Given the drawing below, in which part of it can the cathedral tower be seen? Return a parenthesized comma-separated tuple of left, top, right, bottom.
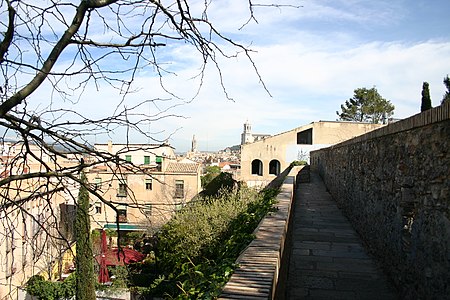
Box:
(191, 134, 198, 153)
(241, 120, 254, 144)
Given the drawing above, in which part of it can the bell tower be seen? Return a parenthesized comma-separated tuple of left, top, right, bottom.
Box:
(191, 135, 198, 153)
(241, 120, 253, 144)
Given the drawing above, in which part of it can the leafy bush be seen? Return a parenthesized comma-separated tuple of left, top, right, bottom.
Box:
(148, 186, 279, 299)
(201, 165, 221, 188)
(200, 172, 238, 197)
(26, 273, 76, 300)
(110, 266, 129, 288)
(27, 187, 280, 300)
(291, 160, 308, 166)
(158, 187, 259, 269)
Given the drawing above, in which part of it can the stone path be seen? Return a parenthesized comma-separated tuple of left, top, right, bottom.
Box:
(286, 172, 398, 300)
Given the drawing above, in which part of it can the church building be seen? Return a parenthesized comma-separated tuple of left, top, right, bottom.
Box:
(241, 120, 271, 145)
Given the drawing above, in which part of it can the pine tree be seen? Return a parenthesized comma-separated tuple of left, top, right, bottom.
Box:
(336, 87, 394, 124)
(75, 172, 96, 300)
(421, 82, 432, 112)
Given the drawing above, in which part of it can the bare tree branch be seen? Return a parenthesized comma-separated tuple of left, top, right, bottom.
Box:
(0, 1, 16, 64)
(0, 1, 89, 116)
(0, 1, 297, 296)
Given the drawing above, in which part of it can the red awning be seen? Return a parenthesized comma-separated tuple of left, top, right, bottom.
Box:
(96, 247, 146, 267)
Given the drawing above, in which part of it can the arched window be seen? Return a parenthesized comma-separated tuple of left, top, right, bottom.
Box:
(251, 159, 263, 176)
(269, 160, 281, 175)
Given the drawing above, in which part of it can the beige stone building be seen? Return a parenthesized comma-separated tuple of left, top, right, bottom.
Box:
(86, 163, 201, 234)
(86, 142, 201, 234)
(1, 140, 81, 176)
(0, 141, 201, 299)
(0, 140, 80, 300)
(240, 121, 384, 186)
(0, 179, 79, 300)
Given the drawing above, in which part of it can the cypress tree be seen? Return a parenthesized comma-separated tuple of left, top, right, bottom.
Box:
(442, 75, 450, 104)
(75, 172, 96, 300)
(421, 82, 432, 111)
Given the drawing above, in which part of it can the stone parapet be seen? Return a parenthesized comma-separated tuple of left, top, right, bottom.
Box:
(218, 166, 301, 299)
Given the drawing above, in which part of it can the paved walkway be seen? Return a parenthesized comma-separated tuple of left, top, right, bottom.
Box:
(286, 172, 398, 300)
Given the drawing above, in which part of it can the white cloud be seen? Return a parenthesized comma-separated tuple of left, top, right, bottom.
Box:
(35, 37, 450, 152)
(11, 1, 450, 152)
(251, 39, 450, 110)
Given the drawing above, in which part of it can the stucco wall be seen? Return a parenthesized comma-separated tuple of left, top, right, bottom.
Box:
(87, 169, 200, 231)
(311, 102, 450, 299)
(240, 121, 382, 184)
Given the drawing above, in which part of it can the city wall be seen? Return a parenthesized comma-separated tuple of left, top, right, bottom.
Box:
(310, 102, 450, 298)
(219, 165, 303, 299)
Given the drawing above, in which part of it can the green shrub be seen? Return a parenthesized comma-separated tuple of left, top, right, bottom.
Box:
(158, 187, 258, 268)
(26, 275, 53, 300)
(26, 273, 76, 300)
(109, 266, 129, 288)
(200, 172, 238, 197)
(291, 160, 308, 166)
(201, 165, 221, 188)
(150, 186, 279, 299)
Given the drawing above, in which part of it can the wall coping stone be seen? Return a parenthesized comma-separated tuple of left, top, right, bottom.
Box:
(218, 166, 301, 299)
(327, 101, 450, 150)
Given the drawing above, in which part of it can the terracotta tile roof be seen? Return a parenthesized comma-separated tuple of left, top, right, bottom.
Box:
(218, 161, 240, 168)
(165, 162, 200, 173)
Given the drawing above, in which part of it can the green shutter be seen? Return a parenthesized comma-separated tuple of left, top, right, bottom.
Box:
(144, 156, 150, 165)
(156, 156, 162, 163)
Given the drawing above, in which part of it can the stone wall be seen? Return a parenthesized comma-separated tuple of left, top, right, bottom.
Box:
(310, 102, 450, 299)
(219, 166, 302, 299)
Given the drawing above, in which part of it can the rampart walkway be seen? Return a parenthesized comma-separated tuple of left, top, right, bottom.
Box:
(286, 172, 398, 299)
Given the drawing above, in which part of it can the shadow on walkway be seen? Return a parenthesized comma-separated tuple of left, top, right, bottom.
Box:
(286, 171, 398, 300)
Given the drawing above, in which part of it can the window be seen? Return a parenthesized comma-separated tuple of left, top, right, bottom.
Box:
(251, 159, 263, 176)
(118, 182, 127, 197)
(125, 155, 132, 162)
(143, 204, 152, 216)
(156, 156, 162, 170)
(5, 231, 12, 253)
(5, 234, 11, 277)
(22, 231, 27, 267)
(269, 160, 281, 175)
(94, 177, 102, 189)
(144, 156, 150, 165)
(117, 206, 127, 223)
(297, 128, 313, 144)
(175, 203, 184, 211)
(59, 203, 76, 241)
(145, 178, 153, 190)
(174, 180, 184, 198)
(95, 202, 102, 214)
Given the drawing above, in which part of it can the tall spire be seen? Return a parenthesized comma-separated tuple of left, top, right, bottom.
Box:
(191, 134, 198, 152)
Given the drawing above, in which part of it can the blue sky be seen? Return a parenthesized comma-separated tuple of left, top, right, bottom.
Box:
(26, 0, 450, 152)
(162, 0, 450, 152)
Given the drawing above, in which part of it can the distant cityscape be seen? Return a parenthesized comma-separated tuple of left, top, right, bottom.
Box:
(0, 119, 385, 298)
